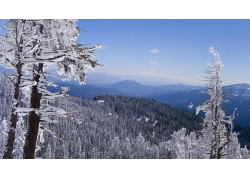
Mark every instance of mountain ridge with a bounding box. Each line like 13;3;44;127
49;79;250;126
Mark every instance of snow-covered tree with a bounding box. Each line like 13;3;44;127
196;47;239;159
75;137;82;159
63;141;69;159
109;136;122;158
0;19;34;158
0;71;13;157
132;133;149;159
167;128;186;159
0;19;100;158
45;143;52;159
121;137;131;158
240;145;250;159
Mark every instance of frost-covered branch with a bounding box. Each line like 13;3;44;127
0;19;100;158
195;47;240;159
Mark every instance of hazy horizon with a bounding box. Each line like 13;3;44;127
1;19;250;86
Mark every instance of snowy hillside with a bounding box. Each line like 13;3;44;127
34;95;204;159
224;83;250;98
1;71;250;158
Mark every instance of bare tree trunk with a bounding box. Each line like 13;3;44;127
3;62;22;159
23;64;43;159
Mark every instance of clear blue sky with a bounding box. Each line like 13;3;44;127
1;19;250;85
75;19;250;85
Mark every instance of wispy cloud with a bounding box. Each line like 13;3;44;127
141;70;196;83
148;60;159;65
141;70;157;76
149;49;159;54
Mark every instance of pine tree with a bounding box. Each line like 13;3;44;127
196;47;239;159
45;143;52;159
0;71;13;157
0;19;39;158
109;136;121;159
0;19;100;158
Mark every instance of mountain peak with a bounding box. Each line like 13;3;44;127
225;83;250;89
124;79;137;83
116;79;140;85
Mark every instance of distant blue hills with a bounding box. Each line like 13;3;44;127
47;79;250;126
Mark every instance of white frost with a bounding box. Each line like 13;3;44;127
188;102;193;109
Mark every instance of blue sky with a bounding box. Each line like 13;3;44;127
75;19;250;85
1;19;250;85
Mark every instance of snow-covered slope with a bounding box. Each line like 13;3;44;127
224;83;250;98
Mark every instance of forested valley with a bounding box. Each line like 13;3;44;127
1;71;250;158
0;19;250;159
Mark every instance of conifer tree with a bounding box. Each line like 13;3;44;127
0;19;100;158
196;47;238;159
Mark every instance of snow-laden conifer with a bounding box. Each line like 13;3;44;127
196;47;240;159
0;71;13;157
0;19;100;158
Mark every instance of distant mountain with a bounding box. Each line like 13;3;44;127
47;79;250;126
49;79;201;98
148;83;250;126
45;72;125;87
47;82;120;98
224;83;250;99
1;71;250;158
85;73;124;85
83;72;183;86
100;80;201;96
223;83;250;126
